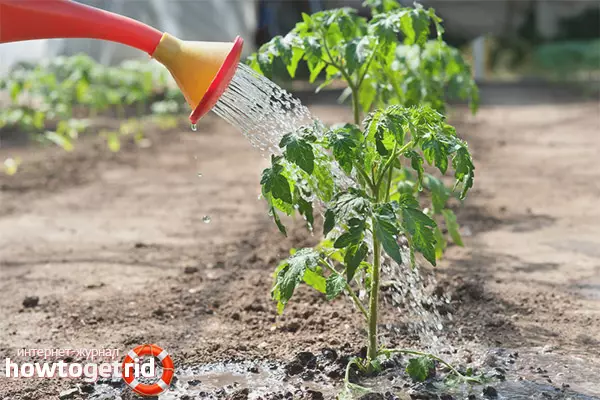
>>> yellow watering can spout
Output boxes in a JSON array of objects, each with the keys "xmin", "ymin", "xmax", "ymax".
[
  {"xmin": 0, "ymin": 0, "xmax": 244, "ymax": 124},
  {"xmin": 152, "ymin": 33, "xmax": 244, "ymax": 123}
]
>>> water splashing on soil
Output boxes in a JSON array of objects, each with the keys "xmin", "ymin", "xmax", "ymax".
[{"xmin": 89, "ymin": 348, "xmax": 600, "ymax": 399}]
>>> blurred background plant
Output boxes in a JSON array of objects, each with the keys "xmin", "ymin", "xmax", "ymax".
[{"xmin": 0, "ymin": 54, "xmax": 186, "ymax": 174}]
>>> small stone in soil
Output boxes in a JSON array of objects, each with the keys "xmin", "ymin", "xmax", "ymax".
[
  {"xmin": 306, "ymin": 390, "xmax": 324, "ymax": 400},
  {"xmin": 184, "ymin": 266, "xmax": 199, "ymax": 274},
  {"xmin": 23, "ymin": 296, "xmax": 39, "ymax": 308},
  {"xmin": 79, "ymin": 384, "xmax": 94, "ymax": 393},
  {"xmin": 152, "ymin": 308, "xmax": 165, "ymax": 317},
  {"xmin": 483, "ymin": 386, "xmax": 498, "ymax": 398},
  {"xmin": 247, "ymin": 365, "xmax": 259, "ymax": 374},
  {"xmin": 228, "ymin": 388, "xmax": 250, "ymax": 400},
  {"xmin": 58, "ymin": 388, "xmax": 78, "ymax": 399},
  {"xmin": 188, "ymin": 379, "xmax": 201, "ymax": 386},
  {"xmin": 284, "ymin": 360, "xmax": 304, "ymax": 376},
  {"xmin": 359, "ymin": 393, "xmax": 384, "ymax": 400},
  {"xmin": 301, "ymin": 370, "xmax": 314, "ymax": 381},
  {"xmin": 322, "ymin": 348, "xmax": 338, "ymax": 361}
]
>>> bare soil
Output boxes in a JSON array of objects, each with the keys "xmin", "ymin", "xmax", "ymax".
[{"xmin": 1, "ymin": 85, "xmax": 599, "ymax": 399}]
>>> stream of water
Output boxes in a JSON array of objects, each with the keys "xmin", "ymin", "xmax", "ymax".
[{"xmin": 213, "ymin": 64, "xmax": 314, "ymax": 156}]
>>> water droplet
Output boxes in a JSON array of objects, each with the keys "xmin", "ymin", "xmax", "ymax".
[
  {"xmin": 191, "ymin": 123, "xmax": 197, "ymax": 132},
  {"xmin": 202, "ymin": 215, "xmax": 211, "ymax": 224},
  {"xmin": 197, "ymin": 172, "xmax": 203, "ymax": 178}
]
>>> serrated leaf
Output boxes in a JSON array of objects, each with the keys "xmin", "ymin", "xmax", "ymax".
[
  {"xmin": 452, "ymin": 146, "xmax": 474, "ymax": 199},
  {"xmin": 406, "ymin": 356, "xmax": 435, "ymax": 382},
  {"xmin": 442, "ymin": 208, "xmax": 463, "ymax": 246},
  {"xmin": 400, "ymin": 8, "xmax": 430, "ymax": 46},
  {"xmin": 425, "ymin": 174, "xmax": 450, "ymax": 214},
  {"xmin": 297, "ymin": 196, "xmax": 314, "ymax": 228},
  {"xmin": 327, "ymin": 125, "xmax": 361, "ymax": 174},
  {"xmin": 330, "ymin": 190, "xmax": 371, "ymax": 223},
  {"xmin": 270, "ymin": 206, "xmax": 287, "ymax": 237},
  {"xmin": 280, "ymin": 133, "xmax": 315, "ymax": 174},
  {"xmin": 326, "ymin": 274, "xmax": 346, "ymax": 300},
  {"xmin": 374, "ymin": 203, "xmax": 402, "ymax": 264},
  {"xmin": 261, "ymin": 162, "xmax": 293, "ymax": 205},
  {"xmin": 344, "ymin": 242, "xmax": 368, "ymax": 281},
  {"xmin": 406, "ymin": 150, "xmax": 424, "ymax": 189},
  {"xmin": 397, "ymin": 192, "xmax": 419, "ymax": 209},
  {"xmin": 274, "ymin": 248, "xmax": 320, "ymax": 308},
  {"xmin": 313, "ymin": 161, "xmax": 334, "ymax": 202},
  {"xmin": 303, "ymin": 268, "xmax": 326, "ymax": 293},
  {"xmin": 334, "ymin": 218, "xmax": 365, "ymax": 249},
  {"xmin": 324, "ymin": 209, "xmax": 336, "ymax": 236},
  {"xmin": 401, "ymin": 207, "xmax": 437, "ymax": 266},
  {"xmin": 422, "ymin": 134, "xmax": 449, "ymax": 174}
]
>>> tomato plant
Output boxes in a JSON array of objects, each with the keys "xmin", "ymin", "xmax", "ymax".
[{"xmin": 249, "ymin": 0, "xmax": 481, "ymax": 390}]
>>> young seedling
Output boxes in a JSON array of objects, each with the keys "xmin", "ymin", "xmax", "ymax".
[{"xmin": 250, "ymin": 0, "xmax": 483, "ymax": 391}]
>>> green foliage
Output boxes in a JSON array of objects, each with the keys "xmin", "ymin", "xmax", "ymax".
[
  {"xmin": 0, "ymin": 54, "xmax": 185, "ymax": 166},
  {"xmin": 406, "ymin": 356, "xmax": 436, "ymax": 382},
  {"xmin": 248, "ymin": 3, "xmax": 478, "ymax": 114},
  {"xmin": 251, "ymin": 0, "xmax": 477, "ymax": 384}
]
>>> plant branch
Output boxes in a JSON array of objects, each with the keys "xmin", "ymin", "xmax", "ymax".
[
  {"xmin": 383, "ymin": 348, "xmax": 483, "ymax": 384},
  {"xmin": 354, "ymin": 163, "xmax": 376, "ymax": 193},
  {"xmin": 322, "ymin": 260, "xmax": 369, "ymax": 320}
]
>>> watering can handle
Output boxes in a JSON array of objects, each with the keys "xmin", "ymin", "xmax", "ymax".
[{"xmin": 0, "ymin": 0, "xmax": 164, "ymax": 55}]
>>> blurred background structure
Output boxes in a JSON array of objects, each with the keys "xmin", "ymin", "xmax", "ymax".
[{"xmin": 1, "ymin": 0, "xmax": 598, "ymax": 79}]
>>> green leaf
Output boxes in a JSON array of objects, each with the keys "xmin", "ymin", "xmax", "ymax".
[
  {"xmin": 303, "ymin": 268, "xmax": 326, "ymax": 293},
  {"xmin": 327, "ymin": 124, "xmax": 361, "ymax": 174},
  {"xmin": 261, "ymin": 160, "xmax": 293, "ymax": 205},
  {"xmin": 326, "ymin": 274, "xmax": 346, "ymax": 300},
  {"xmin": 425, "ymin": 174, "xmax": 450, "ymax": 214},
  {"xmin": 397, "ymin": 192, "xmax": 419, "ymax": 209},
  {"xmin": 334, "ymin": 218, "xmax": 366, "ymax": 249},
  {"xmin": 422, "ymin": 134, "xmax": 449, "ymax": 174},
  {"xmin": 406, "ymin": 150, "xmax": 424, "ymax": 190},
  {"xmin": 452, "ymin": 146, "xmax": 474, "ymax": 200},
  {"xmin": 373, "ymin": 203, "xmax": 402, "ymax": 264},
  {"xmin": 273, "ymin": 248, "xmax": 320, "ymax": 308},
  {"xmin": 313, "ymin": 161, "xmax": 335, "ymax": 202},
  {"xmin": 433, "ymin": 225, "xmax": 446, "ymax": 260},
  {"xmin": 400, "ymin": 7, "xmax": 430, "ymax": 46},
  {"xmin": 344, "ymin": 242, "xmax": 368, "ymax": 281},
  {"xmin": 406, "ymin": 356, "xmax": 435, "ymax": 382},
  {"xmin": 344, "ymin": 37, "xmax": 371, "ymax": 75},
  {"xmin": 442, "ymin": 208, "xmax": 463, "ymax": 246},
  {"xmin": 270, "ymin": 206, "xmax": 287, "ymax": 237},
  {"xmin": 280, "ymin": 133, "xmax": 315, "ymax": 174},
  {"xmin": 324, "ymin": 209, "xmax": 336, "ymax": 236},
  {"xmin": 330, "ymin": 189, "xmax": 371, "ymax": 223},
  {"xmin": 297, "ymin": 196, "xmax": 314, "ymax": 228},
  {"xmin": 401, "ymin": 207, "xmax": 437, "ymax": 266},
  {"xmin": 44, "ymin": 131, "xmax": 74, "ymax": 152}
]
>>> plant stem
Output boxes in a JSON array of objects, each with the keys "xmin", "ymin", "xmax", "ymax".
[
  {"xmin": 351, "ymin": 86, "xmax": 361, "ymax": 126},
  {"xmin": 346, "ymin": 282, "xmax": 369, "ymax": 320},
  {"xmin": 367, "ymin": 232, "xmax": 381, "ymax": 365}
]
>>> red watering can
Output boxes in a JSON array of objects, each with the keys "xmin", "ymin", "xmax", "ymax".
[{"xmin": 0, "ymin": 0, "xmax": 244, "ymax": 123}]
